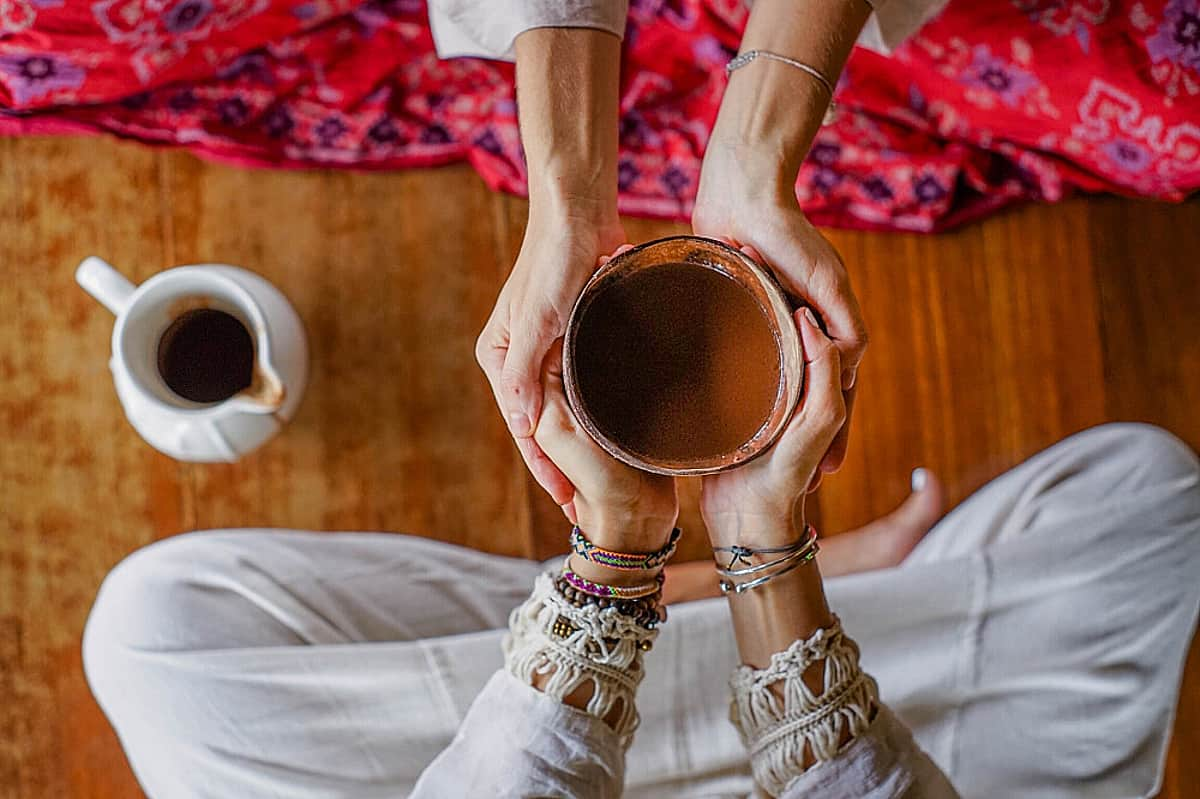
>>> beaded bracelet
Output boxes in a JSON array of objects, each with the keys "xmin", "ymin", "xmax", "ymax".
[
  {"xmin": 570, "ymin": 526, "xmax": 681, "ymax": 572},
  {"xmin": 562, "ymin": 563, "xmax": 664, "ymax": 600},
  {"xmin": 554, "ymin": 574, "xmax": 666, "ymax": 631}
]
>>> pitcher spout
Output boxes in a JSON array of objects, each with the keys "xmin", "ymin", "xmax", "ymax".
[{"xmin": 232, "ymin": 358, "xmax": 287, "ymax": 414}]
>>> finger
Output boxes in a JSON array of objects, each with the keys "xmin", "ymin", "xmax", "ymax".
[
  {"xmin": 475, "ymin": 316, "xmax": 509, "ymax": 390},
  {"xmin": 476, "ymin": 321, "xmax": 534, "ymax": 443},
  {"xmin": 822, "ymin": 280, "xmax": 868, "ymax": 392},
  {"xmin": 793, "ymin": 307, "xmax": 845, "ymax": 446},
  {"xmin": 499, "ymin": 318, "xmax": 560, "ymax": 438},
  {"xmin": 739, "ymin": 243, "xmax": 765, "ymax": 265},
  {"xmin": 533, "ymin": 340, "xmax": 622, "ymax": 507},
  {"xmin": 598, "ymin": 243, "xmax": 635, "ymax": 267},
  {"xmin": 522, "ymin": 338, "xmax": 576, "ymax": 505},
  {"xmin": 739, "ymin": 235, "xmax": 864, "ymax": 395},
  {"xmin": 515, "ymin": 434, "xmax": 575, "ymax": 506},
  {"xmin": 818, "ymin": 383, "xmax": 856, "ymax": 474},
  {"xmin": 754, "ymin": 230, "xmax": 867, "ymax": 391},
  {"xmin": 486, "ymin": 331, "xmax": 574, "ymax": 506}
]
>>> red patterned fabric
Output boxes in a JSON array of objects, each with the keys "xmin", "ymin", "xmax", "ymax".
[{"xmin": 1, "ymin": 0, "xmax": 1196, "ymax": 231}]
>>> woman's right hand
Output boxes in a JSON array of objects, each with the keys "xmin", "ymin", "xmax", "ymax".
[{"xmin": 699, "ymin": 305, "xmax": 847, "ymax": 550}]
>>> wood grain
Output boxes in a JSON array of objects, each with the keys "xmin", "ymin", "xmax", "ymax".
[{"xmin": 0, "ymin": 136, "xmax": 1196, "ymax": 798}]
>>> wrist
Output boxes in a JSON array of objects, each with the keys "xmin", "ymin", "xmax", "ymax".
[
  {"xmin": 527, "ymin": 171, "xmax": 619, "ymax": 229},
  {"xmin": 727, "ymin": 559, "xmax": 835, "ymax": 668},
  {"xmin": 577, "ymin": 512, "xmax": 677, "ymax": 555},
  {"xmin": 710, "ymin": 66, "xmax": 828, "ymax": 184},
  {"xmin": 515, "ymin": 26, "xmax": 621, "ymax": 227},
  {"xmin": 703, "ymin": 504, "xmax": 805, "ymax": 550}
]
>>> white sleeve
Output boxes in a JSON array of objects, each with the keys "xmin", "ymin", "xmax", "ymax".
[
  {"xmin": 775, "ymin": 705, "xmax": 960, "ymax": 799},
  {"xmin": 428, "ymin": 0, "xmax": 629, "ymax": 61},
  {"xmin": 858, "ymin": 0, "xmax": 951, "ymax": 54},
  {"xmin": 411, "ymin": 670, "xmax": 626, "ymax": 799}
]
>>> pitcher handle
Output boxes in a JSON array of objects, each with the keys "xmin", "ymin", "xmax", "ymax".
[{"xmin": 76, "ymin": 256, "xmax": 136, "ymax": 316}]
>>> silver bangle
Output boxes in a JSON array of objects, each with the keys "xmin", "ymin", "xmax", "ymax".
[
  {"xmin": 715, "ymin": 526, "xmax": 820, "ymax": 576},
  {"xmin": 716, "ymin": 527, "xmax": 821, "ymax": 595},
  {"xmin": 725, "ymin": 50, "xmax": 836, "ymax": 98},
  {"xmin": 719, "ymin": 547, "xmax": 818, "ymax": 595}
]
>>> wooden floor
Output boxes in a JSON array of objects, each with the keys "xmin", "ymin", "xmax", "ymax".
[{"xmin": 1, "ymin": 136, "xmax": 1197, "ymax": 797}]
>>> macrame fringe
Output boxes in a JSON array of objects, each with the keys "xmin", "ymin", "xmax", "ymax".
[
  {"xmin": 503, "ymin": 571, "xmax": 658, "ymax": 748},
  {"xmin": 729, "ymin": 617, "xmax": 878, "ymax": 796}
]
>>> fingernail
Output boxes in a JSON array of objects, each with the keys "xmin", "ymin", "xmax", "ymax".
[
  {"xmin": 508, "ymin": 411, "xmax": 531, "ymax": 437},
  {"xmin": 911, "ymin": 468, "xmax": 928, "ymax": 493},
  {"xmin": 842, "ymin": 367, "xmax": 857, "ymax": 390},
  {"xmin": 803, "ymin": 307, "xmax": 819, "ymax": 328}
]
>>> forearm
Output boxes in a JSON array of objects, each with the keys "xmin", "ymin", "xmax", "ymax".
[
  {"xmin": 514, "ymin": 27, "xmax": 621, "ymax": 222},
  {"xmin": 537, "ymin": 519, "xmax": 674, "ymax": 720},
  {"xmin": 713, "ymin": 0, "xmax": 871, "ymax": 190},
  {"xmin": 726, "ymin": 553, "xmax": 835, "ymax": 670},
  {"xmin": 705, "ymin": 508, "xmax": 834, "ymax": 667},
  {"xmin": 707, "ymin": 510, "xmax": 961, "ymax": 797}
]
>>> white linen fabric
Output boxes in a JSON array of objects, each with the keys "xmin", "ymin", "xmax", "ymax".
[
  {"xmin": 84, "ymin": 424, "xmax": 1200, "ymax": 798},
  {"xmin": 425, "ymin": 0, "xmax": 950, "ymax": 61}
]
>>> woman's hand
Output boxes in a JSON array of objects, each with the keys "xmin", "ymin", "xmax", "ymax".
[
  {"xmin": 693, "ymin": 145, "xmax": 865, "ymax": 479},
  {"xmin": 695, "ymin": 0, "xmax": 871, "ymax": 477},
  {"xmin": 476, "ymin": 211, "xmax": 625, "ymax": 509},
  {"xmin": 476, "ymin": 26, "xmax": 623, "ymax": 513},
  {"xmin": 700, "ymin": 304, "xmax": 846, "ymax": 550},
  {"xmin": 532, "ymin": 339, "xmax": 678, "ymax": 553}
]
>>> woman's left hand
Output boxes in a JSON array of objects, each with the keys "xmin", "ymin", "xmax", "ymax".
[{"xmin": 533, "ymin": 339, "xmax": 678, "ymax": 553}]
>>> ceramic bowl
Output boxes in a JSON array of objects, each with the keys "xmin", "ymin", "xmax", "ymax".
[{"xmin": 562, "ymin": 235, "xmax": 803, "ymax": 476}]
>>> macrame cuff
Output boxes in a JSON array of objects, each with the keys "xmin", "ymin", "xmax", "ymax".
[
  {"xmin": 729, "ymin": 617, "xmax": 878, "ymax": 795},
  {"xmin": 503, "ymin": 571, "xmax": 659, "ymax": 749}
]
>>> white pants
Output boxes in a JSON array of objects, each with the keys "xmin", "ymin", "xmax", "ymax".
[{"xmin": 83, "ymin": 424, "xmax": 1200, "ymax": 798}]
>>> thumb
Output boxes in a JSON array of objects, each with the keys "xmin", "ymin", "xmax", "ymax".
[{"xmin": 500, "ymin": 329, "xmax": 553, "ymax": 438}]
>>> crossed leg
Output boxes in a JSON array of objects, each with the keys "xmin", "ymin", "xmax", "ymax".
[{"xmin": 84, "ymin": 424, "xmax": 1200, "ymax": 798}]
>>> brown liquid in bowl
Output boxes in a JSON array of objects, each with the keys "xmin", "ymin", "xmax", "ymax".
[{"xmin": 572, "ymin": 261, "xmax": 781, "ymax": 463}]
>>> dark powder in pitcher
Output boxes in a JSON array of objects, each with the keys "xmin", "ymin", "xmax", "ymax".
[
  {"xmin": 157, "ymin": 308, "xmax": 255, "ymax": 403},
  {"xmin": 572, "ymin": 261, "xmax": 781, "ymax": 463}
]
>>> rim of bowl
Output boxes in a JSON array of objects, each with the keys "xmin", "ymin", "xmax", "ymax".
[{"xmin": 562, "ymin": 235, "xmax": 804, "ymax": 476}]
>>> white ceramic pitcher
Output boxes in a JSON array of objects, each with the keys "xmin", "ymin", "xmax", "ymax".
[{"xmin": 76, "ymin": 257, "xmax": 309, "ymax": 463}]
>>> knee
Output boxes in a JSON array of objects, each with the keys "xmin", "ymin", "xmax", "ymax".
[
  {"xmin": 83, "ymin": 532, "xmax": 244, "ymax": 704},
  {"xmin": 1094, "ymin": 422, "xmax": 1199, "ymax": 485},
  {"xmin": 1076, "ymin": 424, "xmax": 1200, "ymax": 562}
]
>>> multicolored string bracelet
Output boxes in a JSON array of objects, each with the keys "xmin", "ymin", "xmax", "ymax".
[
  {"xmin": 562, "ymin": 562, "xmax": 664, "ymax": 600},
  {"xmin": 570, "ymin": 526, "xmax": 681, "ymax": 571}
]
